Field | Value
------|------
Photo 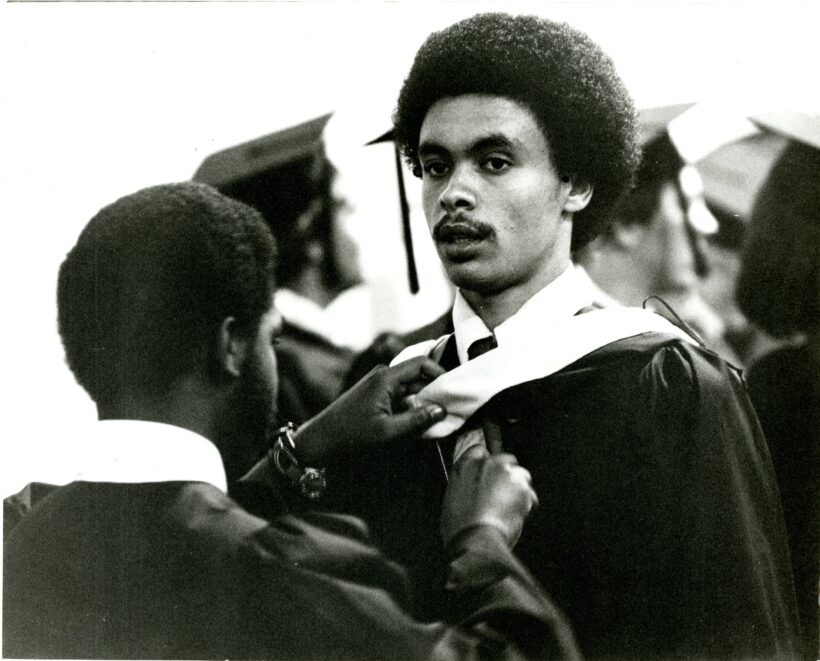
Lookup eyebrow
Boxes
[418,133,521,160]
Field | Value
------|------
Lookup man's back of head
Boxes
[57,181,277,417]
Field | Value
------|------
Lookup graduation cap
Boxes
[750,110,820,151]
[637,103,695,145]
[193,113,332,189]
[366,128,419,294]
[193,114,335,245]
[682,107,820,237]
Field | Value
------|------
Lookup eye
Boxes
[483,156,511,173]
[421,160,450,178]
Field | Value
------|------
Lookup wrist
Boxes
[290,420,326,465]
[444,525,514,591]
[270,422,327,500]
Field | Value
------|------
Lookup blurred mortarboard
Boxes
[680,106,820,232]
[750,110,820,151]
[637,103,695,145]
[193,113,333,189]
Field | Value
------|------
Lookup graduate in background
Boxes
[735,113,820,661]
[195,115,364,435]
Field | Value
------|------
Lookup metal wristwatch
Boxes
[270,422,327,500]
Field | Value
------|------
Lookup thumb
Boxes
[381,404,446,440]
[458,443,489,462]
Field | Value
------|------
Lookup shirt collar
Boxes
[451,263,593,365]
[66,420,228,493]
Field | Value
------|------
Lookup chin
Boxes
[446,266,505,295]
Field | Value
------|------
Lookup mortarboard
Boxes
[192,114,339,290]
[193,113,333,190]
[750,110,820,151]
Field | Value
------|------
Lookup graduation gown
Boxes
[3,479,579,660]
[331,331,801,660]
[277,320,356,426]
[746,345,820,661]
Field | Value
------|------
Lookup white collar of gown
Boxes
[392,264,695,439]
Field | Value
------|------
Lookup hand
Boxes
[342,332,408,391]
[441,445,538,548]
[294,357,446,464]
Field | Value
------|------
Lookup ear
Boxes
[217,317,250,378]
[562,177,594,214]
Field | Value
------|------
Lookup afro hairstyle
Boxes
[394,12,640,250]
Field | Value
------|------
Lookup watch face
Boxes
[298,468,327,500]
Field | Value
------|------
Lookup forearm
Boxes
[431,525,581,661]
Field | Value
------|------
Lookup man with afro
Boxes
[334,13,800,660]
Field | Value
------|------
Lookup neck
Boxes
[98,379,216,445]
[461,259,570,330]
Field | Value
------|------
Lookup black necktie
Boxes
[466,334,503,454]
[467,334,498,360]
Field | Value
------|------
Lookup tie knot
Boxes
[467,335,498,361]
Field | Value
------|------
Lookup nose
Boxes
[438,165,477,213]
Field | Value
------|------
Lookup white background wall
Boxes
[2,0,819,495]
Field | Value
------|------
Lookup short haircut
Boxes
[57,182,277,409]
[393,12,640,250]
[736,141,820,337]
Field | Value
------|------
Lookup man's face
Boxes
[418,94,575,298]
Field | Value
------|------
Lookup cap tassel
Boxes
[393,144,419,294]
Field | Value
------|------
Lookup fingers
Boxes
[454,449,538,511]
[458,443,489,462]
[384,357,445,397]
[379,403,447,441]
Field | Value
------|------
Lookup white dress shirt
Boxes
[451,263,594,365]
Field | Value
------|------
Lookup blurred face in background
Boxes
[328,171,364,290]
[638,171,728,346]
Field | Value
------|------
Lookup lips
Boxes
[433,219,493,262]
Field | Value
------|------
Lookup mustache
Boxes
[432,216,494,242]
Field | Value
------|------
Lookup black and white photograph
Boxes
[1,1,818,658]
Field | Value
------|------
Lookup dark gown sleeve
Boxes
[3,482,60,538]
[240,512,580,661]
[745,347,820,661]
[232,457,580,661]
[629,341,801,658]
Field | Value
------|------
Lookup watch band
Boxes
[270,422,327,500]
